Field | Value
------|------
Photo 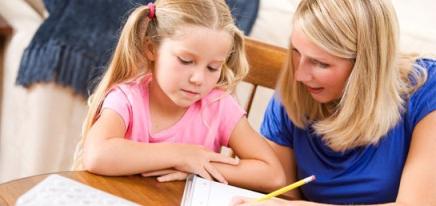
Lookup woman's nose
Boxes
[294,60,312,82]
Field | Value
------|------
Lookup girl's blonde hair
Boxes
[73,0,248,169]
[278,0,427,151]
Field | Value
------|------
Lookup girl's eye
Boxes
[207,66,219,72]
[178,57,193,65]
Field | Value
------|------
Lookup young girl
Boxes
[73,0,285,192]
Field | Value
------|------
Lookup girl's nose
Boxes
[189,68,205,85]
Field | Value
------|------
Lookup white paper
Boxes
[16,174,139,206]
[181,175,264,206]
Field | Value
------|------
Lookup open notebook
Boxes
[16,174,139,206]
[181,175,264,206]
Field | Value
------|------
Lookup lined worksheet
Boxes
[16,174,139,206]
[181,175,264,206]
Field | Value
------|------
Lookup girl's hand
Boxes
[175,145,240,184]
[230,197,290,206]
[141,169,189,182]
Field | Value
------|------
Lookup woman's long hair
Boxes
[278,0,427,151]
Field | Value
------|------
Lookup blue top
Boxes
[260,59,436,204]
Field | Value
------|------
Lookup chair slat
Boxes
[244,38,288,89]
[243,38,288,115]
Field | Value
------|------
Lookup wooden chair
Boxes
[242,37,288,114]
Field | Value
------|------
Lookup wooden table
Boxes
[0,171,186,205]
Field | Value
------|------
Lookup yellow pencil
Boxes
[255,175,316,202]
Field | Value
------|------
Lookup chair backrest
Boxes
[243,37,288,114]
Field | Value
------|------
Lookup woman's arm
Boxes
[211,117,287,193]
[265,139,300,199]
[232,111,436,206]
[395,110,436,205]
[82,109,238,182]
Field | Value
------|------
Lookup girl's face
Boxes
[152,25,232,108]
[291,26,354,103]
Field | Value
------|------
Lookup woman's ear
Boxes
[145,40,156,61]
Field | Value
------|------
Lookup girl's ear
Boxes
[145,40,156,61]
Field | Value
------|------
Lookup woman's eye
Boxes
[178,57,193,65]
[311,59,329,68]
[292,48,300,54]
[317,62,329,68]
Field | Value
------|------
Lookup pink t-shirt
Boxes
[101,75,246,152]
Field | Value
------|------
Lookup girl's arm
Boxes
[82,109,238,182]
[232,111,436,206]
[211,117,287,193]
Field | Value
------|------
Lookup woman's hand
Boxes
[230,197,290,206]
[175,144,239,184]
[231,197,316,206]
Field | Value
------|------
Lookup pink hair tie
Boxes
[147,2,156,19]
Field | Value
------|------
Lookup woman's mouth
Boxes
[307,86,324,94]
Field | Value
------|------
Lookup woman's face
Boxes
[291,26,354,103]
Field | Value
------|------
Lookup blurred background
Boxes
[0,0,435,184]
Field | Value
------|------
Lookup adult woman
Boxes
[234,0,435,205]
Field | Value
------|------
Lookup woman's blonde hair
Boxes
[278,0,427,151]
[73,0,249,169]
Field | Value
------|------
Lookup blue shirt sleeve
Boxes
[407,59,436,126]
[260,95,295,148]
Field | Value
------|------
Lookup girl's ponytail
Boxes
[219,26,249,91]
[73,5,156,169]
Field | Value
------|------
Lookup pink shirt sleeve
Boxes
[101,87,131,129]
[217,94,246,146]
